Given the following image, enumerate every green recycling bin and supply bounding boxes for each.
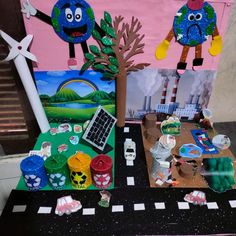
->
[44,154,69,190]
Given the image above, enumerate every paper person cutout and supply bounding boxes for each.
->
[0,30,50,133]
[155,0,222,75]
[22,0,102,69]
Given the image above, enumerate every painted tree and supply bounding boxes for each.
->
[81,12,150,127]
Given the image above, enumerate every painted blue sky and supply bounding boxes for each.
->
[35,70,115,97]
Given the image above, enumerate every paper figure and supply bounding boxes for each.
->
[98,190,111,208]
[191,129,218,154]
[22,0,103,69]
[155,0,222,75]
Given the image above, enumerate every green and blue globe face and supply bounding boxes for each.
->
[51,0,95,43]
[173,2,216,47]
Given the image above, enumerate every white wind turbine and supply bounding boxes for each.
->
[0,30,50,133]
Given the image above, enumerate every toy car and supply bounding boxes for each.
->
[124,138,136,161]
[184,190,207,206]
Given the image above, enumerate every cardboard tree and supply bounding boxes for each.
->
[80,12,150,127]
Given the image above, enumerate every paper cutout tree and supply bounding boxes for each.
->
[81,12,150,127]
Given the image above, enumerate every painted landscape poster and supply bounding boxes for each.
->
[35,70,115,122]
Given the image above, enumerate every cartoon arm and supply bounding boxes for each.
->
[21,0,51,25]
[155,28,174,60]
[79,22,104,56]
[208,26,222,56]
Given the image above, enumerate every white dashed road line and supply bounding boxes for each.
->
[207,202,219,209]
[37,207,52,214]
[127,176,135,186]
[178,202,190,210]
[82,208,95,215]
[154,202,166,209]
[112,205,124,212]
[134,203,145,211]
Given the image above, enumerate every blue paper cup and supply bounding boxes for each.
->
[20,155,47,191]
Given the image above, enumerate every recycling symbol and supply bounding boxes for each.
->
[71,171,87,186]
[24,174,41,189]
[49,173,66,188]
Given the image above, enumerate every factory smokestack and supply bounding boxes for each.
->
[143,96,147,111]
[160,77,169,104]
[195,94,201,105]
[188,94,194,104]
[147,96,152,111]
[170,76,180,103]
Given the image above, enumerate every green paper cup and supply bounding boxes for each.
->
[44,154,69,190]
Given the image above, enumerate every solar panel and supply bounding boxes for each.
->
[82,106,117,151]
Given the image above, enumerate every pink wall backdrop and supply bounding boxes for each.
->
[20,0,233,71]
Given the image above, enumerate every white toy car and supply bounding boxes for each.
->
[124,138,136,161]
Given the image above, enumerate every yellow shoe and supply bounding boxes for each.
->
[208,35,222,56]
[155,40,170,60]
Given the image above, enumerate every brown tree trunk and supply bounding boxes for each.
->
[116,72,127,127]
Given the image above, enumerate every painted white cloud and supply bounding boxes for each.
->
[36,80,48,86]
[47,71,66,77]
[88,71,98,76]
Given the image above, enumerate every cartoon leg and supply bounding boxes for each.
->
[68,43,77,70]
[177,46,190,75]
[192,44,203,71]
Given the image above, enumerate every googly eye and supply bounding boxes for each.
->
[65,8,73,22]
[75,8,82,22]
[195,13,202,21]
[188,13,195,21]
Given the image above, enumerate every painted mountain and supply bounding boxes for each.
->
[35,70,115,122]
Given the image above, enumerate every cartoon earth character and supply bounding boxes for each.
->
[155,0,222,75]
[22,0,103,69]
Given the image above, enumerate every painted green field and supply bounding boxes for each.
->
[45,104,116,121]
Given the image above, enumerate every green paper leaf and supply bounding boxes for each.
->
[85,53,95,61]
[100,19,108,32]
[89,45,100,55]
[80,61,93,73]
[92,30,102,40]
[103,72,116,80]
[102,47,114,55]
[104,11,112,26]
[108,64,119,73]
[102,37,114,46]
[106,27,116,39]
[108,57,119,66]
[93,64,106,70]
